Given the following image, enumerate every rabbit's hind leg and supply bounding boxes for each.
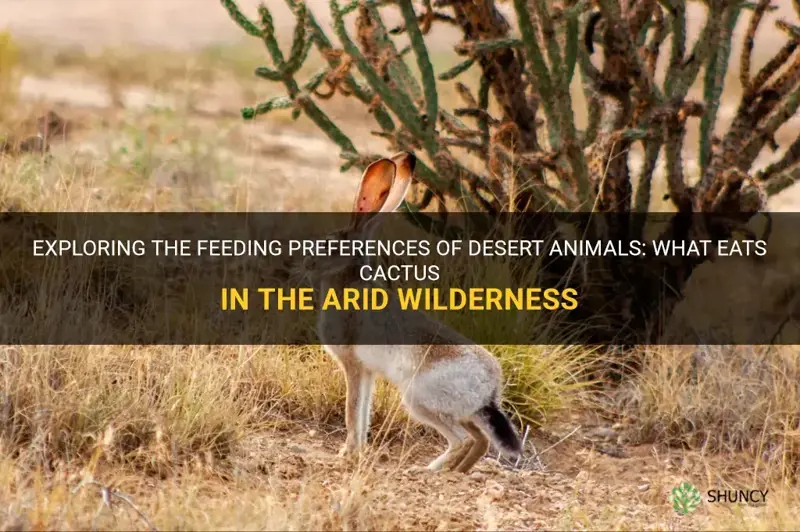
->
[406,403,469,471]
[451,419,490,473]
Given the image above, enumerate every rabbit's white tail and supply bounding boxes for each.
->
[476,400,522,458]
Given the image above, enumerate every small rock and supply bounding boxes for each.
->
[484,480,505,501]
[576,470,589,482]
[288,444,307,454]
[308,429,317,437]
[638,483,650,492]
[590,427,618,440]
[470,471,487,482]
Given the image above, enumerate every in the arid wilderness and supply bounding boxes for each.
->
[2,0,800,530]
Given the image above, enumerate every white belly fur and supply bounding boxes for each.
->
[353,345,421,386]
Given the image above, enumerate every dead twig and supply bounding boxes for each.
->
[73,478,158,532]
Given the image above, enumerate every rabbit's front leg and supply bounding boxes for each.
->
[356,370,376,448]
[338,354,369,457]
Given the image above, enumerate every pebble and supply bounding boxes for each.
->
[591,427,619,440]
[484,480,505,501]
[470,471,487,482]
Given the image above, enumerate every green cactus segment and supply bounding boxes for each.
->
[673,5,723,99]
[665,0,686,97]
[223,0,357,155]
[439,58,475,81]
[220,0,263,37]
[257,4,286,70]
[254,66,284,81]
[533,0,590,202]
[302,68,328,92]
[398,0,438,128]
[512,0,557,140]
[283,3,313,76]
[744,86,800,159]
[225,0,799,217]
[700,5,742,176]
[330,0,430,146]
[564,11,579,85]
[469,38,523,53]
[361,1,423,104]
[241,96,294,120]
[284,0,395,133]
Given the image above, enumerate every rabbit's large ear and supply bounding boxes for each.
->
[352,158,397,214]
[380,151,415,212]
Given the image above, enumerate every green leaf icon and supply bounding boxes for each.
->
[669,482,701,515]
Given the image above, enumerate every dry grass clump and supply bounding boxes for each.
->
[3,342,588,453]
[0,453,382,531]
[0,344,396,479]
[615,345,800,481]
[0,342,587,471]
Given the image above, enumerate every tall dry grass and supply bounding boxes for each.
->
[614,346,800,483]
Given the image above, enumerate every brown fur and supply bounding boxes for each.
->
[454,420,491,473]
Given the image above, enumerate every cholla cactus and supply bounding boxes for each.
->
[222,0,800,213]
[222,0,800,343]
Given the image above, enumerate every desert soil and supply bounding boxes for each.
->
[223,425,710,530]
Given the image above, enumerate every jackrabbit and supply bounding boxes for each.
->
[303,151,522,473]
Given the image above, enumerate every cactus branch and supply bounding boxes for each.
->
[287,0,395,131]
[241,96,293,120]
[224,0,800,343]
[438,58,475,81]
[331,0,428,143]
[283,3,313,75]
[564,5,580,84]
[220,0,263,37]
[741,0,771,93]
[398,0,439,128]
[699,5,742,176]
[512,0,558,140]
[757,134,800,183]
[664,0,686,96]
[258,4,287,70]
